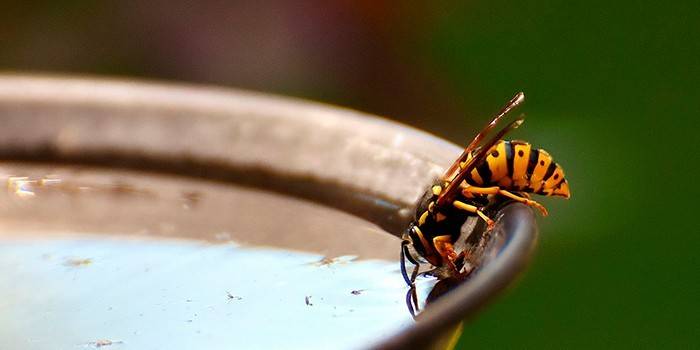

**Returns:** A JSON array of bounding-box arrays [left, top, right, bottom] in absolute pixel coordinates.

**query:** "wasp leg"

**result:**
[[452, 200, 495, 229], [404, 263, 421, 317], [400, 240, 419, 286], [417, 267, 441, 278], [461, 186, 548, 216], [401, 240, 421, 317], [405, 286, 419, 318], [432, 235, 460, 276], [409, 265, 420, 315], [454, 250, 476, 276]]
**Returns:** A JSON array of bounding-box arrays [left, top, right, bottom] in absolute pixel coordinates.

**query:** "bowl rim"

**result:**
[[0, 74, 538, 350]]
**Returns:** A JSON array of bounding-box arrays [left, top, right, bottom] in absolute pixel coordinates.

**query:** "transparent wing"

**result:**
[[441, 92, 525, 181], [436, 116, 525, 208]]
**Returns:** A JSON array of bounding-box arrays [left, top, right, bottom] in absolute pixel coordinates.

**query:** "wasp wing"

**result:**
[[436, 117, 525, 208], [442, 92, 525, 182]]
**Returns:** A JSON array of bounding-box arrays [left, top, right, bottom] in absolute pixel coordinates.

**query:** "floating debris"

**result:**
[[87, 339, 123, 348], [64, 258, 93, 267], [309, 255, 357, 267], [226, 291, 242, 301]]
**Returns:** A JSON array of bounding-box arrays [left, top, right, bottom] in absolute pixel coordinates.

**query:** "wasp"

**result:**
[[400, 92, 570, 315]]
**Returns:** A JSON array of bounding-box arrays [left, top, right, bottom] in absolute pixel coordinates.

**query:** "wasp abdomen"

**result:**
[[465, 140, 570, 198]]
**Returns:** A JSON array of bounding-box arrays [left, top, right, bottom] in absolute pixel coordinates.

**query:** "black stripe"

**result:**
[[558, 178, 568, 189], [552, 172, 566, 188], [526, 149, 539, 179], [477, 160, 492, 185], [554, 176, 564, 188], [543, 161, 557, 183], [505, 141, 515, 178]]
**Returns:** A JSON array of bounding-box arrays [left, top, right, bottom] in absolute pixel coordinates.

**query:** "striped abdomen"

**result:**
[[464, 140, 570, 197]]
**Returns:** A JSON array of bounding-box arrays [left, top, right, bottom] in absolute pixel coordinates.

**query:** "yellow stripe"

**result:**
[[485, 141, 508, 185], [412, 225, 436, 260], [543, 164, 565, 190], [553, 179, 570, 198], [460, 151, 484, 185], [468, 168, 483, 185], [419, 211, 429, 226], [530, 149, 553, 192], [512, 142, 531, 189]]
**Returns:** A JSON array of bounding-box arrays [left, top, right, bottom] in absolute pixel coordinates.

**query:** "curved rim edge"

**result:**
[[0, 74, 539, 350]]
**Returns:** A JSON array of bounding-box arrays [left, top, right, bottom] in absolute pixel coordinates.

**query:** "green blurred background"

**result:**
[[2, 1, 696, 348]]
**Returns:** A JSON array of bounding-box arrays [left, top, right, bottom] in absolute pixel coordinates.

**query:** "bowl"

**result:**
[[0, 75, 537, 349]]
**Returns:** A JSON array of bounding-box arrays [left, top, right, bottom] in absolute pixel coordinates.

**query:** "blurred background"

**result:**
[[1, 1, 697, 348]]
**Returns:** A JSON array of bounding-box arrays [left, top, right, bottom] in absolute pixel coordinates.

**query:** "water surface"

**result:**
[[0, 237, 434, 350]]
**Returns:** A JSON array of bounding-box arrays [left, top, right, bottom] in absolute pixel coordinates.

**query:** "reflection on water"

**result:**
[[0, 237, 435, 350]]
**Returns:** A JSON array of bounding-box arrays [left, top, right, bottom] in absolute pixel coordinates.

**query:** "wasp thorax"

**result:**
[[415, 183, 443, 217]]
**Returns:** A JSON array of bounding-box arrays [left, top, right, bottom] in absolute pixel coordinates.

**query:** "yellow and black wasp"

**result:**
[[400, 92, 570, 315]]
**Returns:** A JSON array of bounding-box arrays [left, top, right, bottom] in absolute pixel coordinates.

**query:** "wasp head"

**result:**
[[415, 183, 443, 218]]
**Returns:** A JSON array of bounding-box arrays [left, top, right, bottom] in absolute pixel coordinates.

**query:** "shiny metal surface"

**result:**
[[0, 75, 537, 349]]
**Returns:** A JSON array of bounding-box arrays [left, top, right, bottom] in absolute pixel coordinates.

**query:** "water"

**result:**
[[0, 163, 436, 349], [0, 237, 434, 350]]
